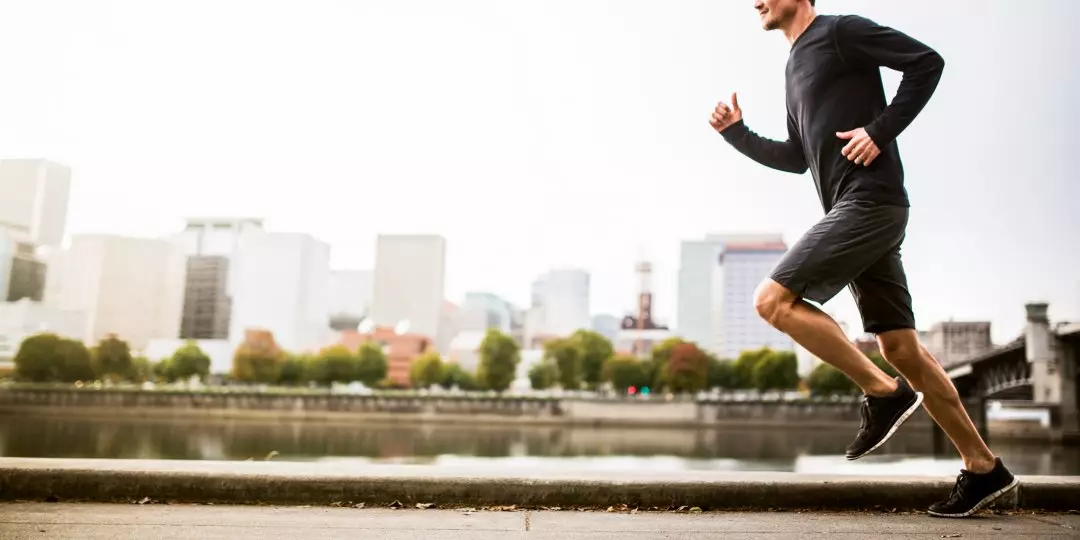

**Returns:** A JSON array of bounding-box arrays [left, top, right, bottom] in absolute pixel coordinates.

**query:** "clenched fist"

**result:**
[[709, 93, 743, 133]]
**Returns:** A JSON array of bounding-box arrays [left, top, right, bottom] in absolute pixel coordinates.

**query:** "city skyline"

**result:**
[[1, 1, 1077, 343]]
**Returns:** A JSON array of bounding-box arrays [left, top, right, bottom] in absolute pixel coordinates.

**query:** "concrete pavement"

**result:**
[[0, 503, 1077, 539]]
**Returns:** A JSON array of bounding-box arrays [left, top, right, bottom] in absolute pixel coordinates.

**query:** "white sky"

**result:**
[[1, 0, 1077, 343]]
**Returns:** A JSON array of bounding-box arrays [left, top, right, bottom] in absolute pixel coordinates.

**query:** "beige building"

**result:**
[[0, 159, 71, 248], [927, 321, 993, 367], [45, 235, 187, 352], [371, 234, 447, 347]]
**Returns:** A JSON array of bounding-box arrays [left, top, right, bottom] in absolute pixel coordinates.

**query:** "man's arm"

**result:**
[[834, 15, 945, 147], [711, 94, 807, 174], [721, 117, 808, 174]]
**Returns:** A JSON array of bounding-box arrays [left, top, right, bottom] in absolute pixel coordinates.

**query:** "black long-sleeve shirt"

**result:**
[[721, 15, 944, 212]]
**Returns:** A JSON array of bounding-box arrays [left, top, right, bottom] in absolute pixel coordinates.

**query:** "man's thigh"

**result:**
[[770, 200, 908, 306], [850, 248, 916, 335]]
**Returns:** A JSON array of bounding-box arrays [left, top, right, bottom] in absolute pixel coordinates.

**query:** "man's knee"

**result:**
[[754, 279, 796, 328], [879, 332, 922, 364]]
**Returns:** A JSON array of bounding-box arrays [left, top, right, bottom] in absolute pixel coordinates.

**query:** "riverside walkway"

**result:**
[[1, 503, 1078, 539]]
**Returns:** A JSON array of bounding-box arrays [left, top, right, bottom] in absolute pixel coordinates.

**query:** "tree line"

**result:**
[[9, 329, 895, 397]]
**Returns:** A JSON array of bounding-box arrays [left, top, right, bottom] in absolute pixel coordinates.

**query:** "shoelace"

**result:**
[[858, 397, 871, 430], [945, 472, 972, 505]]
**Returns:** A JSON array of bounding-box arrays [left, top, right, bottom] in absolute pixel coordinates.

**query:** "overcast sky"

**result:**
[[0, 0, 1076, 343]]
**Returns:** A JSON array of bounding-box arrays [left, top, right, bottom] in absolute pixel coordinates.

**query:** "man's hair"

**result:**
[[810, 0, 816, 5]]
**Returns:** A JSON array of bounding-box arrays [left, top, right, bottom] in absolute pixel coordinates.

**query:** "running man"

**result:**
[[708, 0, 1019, 517]]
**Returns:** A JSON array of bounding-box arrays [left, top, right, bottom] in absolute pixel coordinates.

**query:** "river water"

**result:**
[[1, 414, 1076, 476]]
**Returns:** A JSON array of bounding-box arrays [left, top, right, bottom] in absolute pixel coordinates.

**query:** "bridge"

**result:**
[[946, 303, 1079, 443]]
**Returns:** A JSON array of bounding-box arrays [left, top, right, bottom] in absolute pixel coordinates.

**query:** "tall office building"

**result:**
[[0, 160, 72, 305], [0, 231, 46, 302], [526, 269, 591, 342], [229, 233, 331, 353], [179, 256, 231, 340], [329, 270, 374, 324], [175, 218, 264, 258], [45, 235, 187, 351], [371, 235, 447, 341], [174, 218, 264, 340], [713, 240, 794, 359], [676, 240, 724, 349], [677, 233, 790, 357], [0, 160, 72, 248], [459, 292, 514, 333]]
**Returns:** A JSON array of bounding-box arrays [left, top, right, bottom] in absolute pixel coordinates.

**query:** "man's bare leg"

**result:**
[[877, 329, 997, 473], [754, 279, 897, 396]]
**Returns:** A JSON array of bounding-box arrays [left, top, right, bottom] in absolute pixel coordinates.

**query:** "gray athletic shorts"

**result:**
[[770, 199, 915, 334]]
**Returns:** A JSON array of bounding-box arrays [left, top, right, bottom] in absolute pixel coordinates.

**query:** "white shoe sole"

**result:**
[[846, 391, 924, 461], [927, 477, 1020, 518]]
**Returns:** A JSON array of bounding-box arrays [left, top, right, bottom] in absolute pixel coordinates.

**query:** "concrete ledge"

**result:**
[[1, 458, 1077, 512]]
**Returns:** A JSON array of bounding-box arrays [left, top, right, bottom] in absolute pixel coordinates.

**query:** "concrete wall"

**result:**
[[0, 388, 937, 429]]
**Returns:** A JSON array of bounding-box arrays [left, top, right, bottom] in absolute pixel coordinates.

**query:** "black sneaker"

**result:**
[[929, 458, 1019, 518], [845, 377, 923, 460]]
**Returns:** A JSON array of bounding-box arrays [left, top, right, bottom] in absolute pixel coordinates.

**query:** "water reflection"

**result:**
[[0, 414, 1075, 476]]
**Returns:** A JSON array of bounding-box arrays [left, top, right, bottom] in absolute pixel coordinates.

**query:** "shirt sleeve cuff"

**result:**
[[720, 119, 749, 143], [864, 122, 892, 148]]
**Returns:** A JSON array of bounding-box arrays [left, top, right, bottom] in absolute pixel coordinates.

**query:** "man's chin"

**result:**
[[761, 17, 780, 31]]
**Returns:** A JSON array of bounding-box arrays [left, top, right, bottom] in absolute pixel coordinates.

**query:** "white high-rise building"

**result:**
[[371, 234, 446, 341], [0, 159, 72, 247], [45, 235, 187, 352], [460, 292, 514, 333], [527, 269, 590, 340], [329, 270, 374, 319], [175, 217, 265, 258], [713, 240, 794, 359], [676, 240, 723, 349], [229, 233, 331, 353], [677, 233, 793, 358]]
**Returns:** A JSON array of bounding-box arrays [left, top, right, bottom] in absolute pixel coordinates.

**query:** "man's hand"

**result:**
[[837, 128, 881, 166], [710, 93, 743, 133]]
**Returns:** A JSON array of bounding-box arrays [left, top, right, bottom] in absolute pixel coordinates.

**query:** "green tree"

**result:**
[[648, 337, 686, 392], [666, 342, 709, 393], [319, 345, 357, 384], [410, 351, 445, 388], [752, 350, 799, 392], [441, 363, 480, 391], [130, 356, 153, 384], [544, 338, 582, 390], [734, 347, 771, 389], [91, 335, 133, 382], [303, 355, 330, 386], [570, 330, 614, 390], [231, 330, 282, 383], [807, 363, 859, 396], [355, 342, 388, 386], [56, 339, 94, 382], [152, 358, 173, 383], [13, 333, 62, 382], [172, 341, 212, 382], [706, 356, 739, 390], [477, 329, 520, 392], [604, 354, 649, 394], [528, 361, 558, 391], [13, 334, 93, 383], [278, 354, 309, 386]]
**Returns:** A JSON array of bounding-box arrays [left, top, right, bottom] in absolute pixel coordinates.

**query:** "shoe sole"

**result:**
[[927, 477, 1020, 518], [845, 392, 924, 461]]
